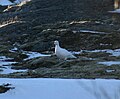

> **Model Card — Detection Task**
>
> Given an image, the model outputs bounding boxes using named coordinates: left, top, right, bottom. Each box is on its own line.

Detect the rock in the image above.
left=9, top=0, right=16, bottom=3
left=14, top=56, right=59, bottom=69
left=21, top=41, right=53, bottom=52
left=12, top=55, right=96, bottom=78
left=0, top=5, right=7, bottom=12
left=0, top=84, right=14, bottom=94
left=0, top=0, right=118, bottom=52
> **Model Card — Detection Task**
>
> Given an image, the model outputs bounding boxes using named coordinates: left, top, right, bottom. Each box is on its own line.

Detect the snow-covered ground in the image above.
left=0, top=56, right=27, bottom=74
left=9, top=47, right=51, bottom=61
left=1, top=47, right=120, bottom=74
left=0, top=48, right=120, bottom=99
left=106, top=69, right=115, bottom=73
left=88, top=49, right=120, bottom=66
left=0, top=0, right=13, bottom=6
left=87, top=49, right=120, bottom=57
left=72, top=29, right=107, bottom=34
left=0, top=66, right=27, bottom=74
left=73, top=48, right=120, bottom=66
left=73, top=48, right=120, bottom=57
left=98, top=61, right=120, bottom=66
left=0, top=56, right=13, bottom=61
left=0, top=0, right=31, bottom=6
left=0, top=61, right=16, bottom=67
left=0, top=49, right=51, bottom=74
left=23, top=51, right=51, bottom=61
left=108, top=9, right=120, bottom=13
left=0, top=78, right=120, bottom=99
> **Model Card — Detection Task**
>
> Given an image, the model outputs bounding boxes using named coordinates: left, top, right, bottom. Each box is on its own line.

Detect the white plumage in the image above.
left=54, top=40, right=76, bottom=60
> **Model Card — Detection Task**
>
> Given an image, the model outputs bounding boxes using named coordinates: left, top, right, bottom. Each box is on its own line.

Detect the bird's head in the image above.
left=54, top=40, right=59, bottom=46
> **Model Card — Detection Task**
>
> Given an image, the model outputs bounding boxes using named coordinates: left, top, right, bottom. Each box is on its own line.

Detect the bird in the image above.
left=54, top=40, right=77, bottom=60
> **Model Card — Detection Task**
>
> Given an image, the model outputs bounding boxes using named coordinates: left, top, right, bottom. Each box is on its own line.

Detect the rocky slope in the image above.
left=0, top=0, right=117, bottom=51
left=0, top=0, right=120, bottom=78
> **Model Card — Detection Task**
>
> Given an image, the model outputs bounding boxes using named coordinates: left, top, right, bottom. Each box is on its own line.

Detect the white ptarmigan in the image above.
left=54, top=40, right=77, bottom=60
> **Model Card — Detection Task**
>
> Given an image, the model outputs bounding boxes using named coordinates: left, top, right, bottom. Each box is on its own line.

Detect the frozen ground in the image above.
left=1, top=48, right=120, bottom=74
left=87, top=49, right=120, bottom=57
left=0, top=0, right=13, bottom=6
left=72, top=29, right=108, bottom=34
left=0, top=49, right=51, bottom=74
left=108, top=9, right=120, bottom=13
left=0, top=66, right=27, bottom=74
left=23, top=51, right=51, bottom=61
left=0, top=78, right=120, bottom=99
left=0, top=0, right=31, bottom=6
left=0, top=48, right=120, bottom=99
left=74, top=48, right=120, bottom=66
left=74, top=48, right=120, bottom=57
left=0, top=56, right=26, bottom=74
left=9, top=47, right=51, bottom=61
left=98, top=61, right=120, bottom=66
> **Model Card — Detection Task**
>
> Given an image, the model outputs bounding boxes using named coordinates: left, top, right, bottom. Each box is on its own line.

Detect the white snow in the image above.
left=9, top=47, right=18, bottom=53
left=0, top=66, right=27, bottom=74
left=73, top=30, right=107, bottom=34
left=0, top=56, right=13, bottom=61
left=86, top=49, right=120, bottom=57
left=106, top=69, right=115, bottom=73
left=1, top=49, right=50, bottom=74
left=9, top=47, right=51, bottom=60
left=111, top=49, right=120, bottom=56
left=0, top=56, right=27, bottom=74
left=80, top=30, right=107, bottom=34
left=72, top=48, right=120, bottom=57
left=72, top=51, right=82, bottom=55
left=0, top=0, right=31, bottom=6
left=0, top=61, right=16, bottom=66
left=69, top=21, right=89, bottom=24
left=0, top=78, right=120, bottom=99
left=23, top=51, right=51, bottom=60
left=0, top=0, right=13, bottom=6
left=100, top=43, right=112, bottom=46
left=14, top=0, right=31, bottom=6
left=98, top=61, right=120, bottom=66
left=108, top=9, right=120, bottom=13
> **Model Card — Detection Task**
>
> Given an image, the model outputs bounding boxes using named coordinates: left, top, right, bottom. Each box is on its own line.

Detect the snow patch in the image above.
left=108, top=9, right=120, bottom=13
left=0, top=78, right=120, bottom=99
left=0, top=0, right=31, bottom=6
left=9, top=47, right=18, bottom=53
left=0, top=61, right=16, bottom=66
left=69, top=21, right=89, bottom=24
left=0, top=56, right=27, bottom=74
left=0, top=56, right=13, bottom=61
left=73, top=30, right=107, bottom=34
left=0, top=66, right=27, bottom=74
left=98, top=61, right=120, bottom=66
left=0, top=0, right=13, bottom=6
left=106, top=69, right=115, bottom=73
left=80, top=30, right=107, bottom=34
left=23, top=51, right=51, bottom=60
left=9, top=47, right=51, bottom=60
left=72, top=48, right=120, bottom=57
left=86, top=49, right=120, bottom=57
